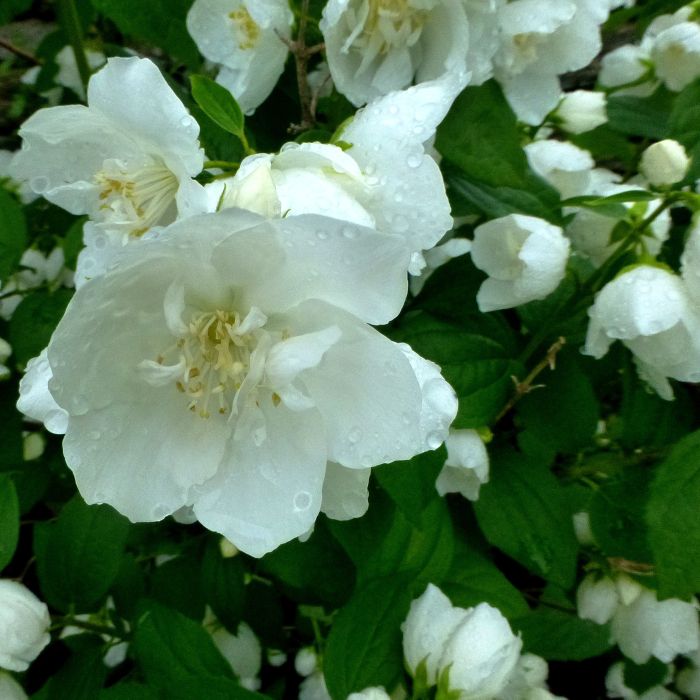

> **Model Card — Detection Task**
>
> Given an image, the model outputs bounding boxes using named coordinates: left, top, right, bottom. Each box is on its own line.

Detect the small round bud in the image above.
left=555, top=90, right=607, bottom=134
left=640, top=139, right=690, bottom=186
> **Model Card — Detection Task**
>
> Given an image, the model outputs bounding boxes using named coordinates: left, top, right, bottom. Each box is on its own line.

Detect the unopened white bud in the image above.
left=556, top=91, right=607, bottom=134
left=295, top=647, right=318, bottom=677
left=640, top=139, right=690, bottom=186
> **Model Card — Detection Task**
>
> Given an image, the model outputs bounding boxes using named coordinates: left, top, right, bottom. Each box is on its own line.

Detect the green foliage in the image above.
left=324, top=574, right=416, bottom=700
left=9, top=289, right=73, bottom=366
left=668, top=77, right=700, bottom=182
left=0, top=474, right=19, bottom=571
left=35, top=495, right=130, bottom=612
left=190, top=75, right=246, bottom=140
left=35, top=639, right=108, bottom=700
left=0, top=189, right=28, bottom=281
left=436, top=81, right=561, bottom=223
left=200, top=538, right=247, bottom=632
left=647, top=430, right=700, bottom=599
left=474, top=450, right=578, bottom=589
left=89, top=0, right=200, bottom=69
left=607, top=87, right=675, bottom=140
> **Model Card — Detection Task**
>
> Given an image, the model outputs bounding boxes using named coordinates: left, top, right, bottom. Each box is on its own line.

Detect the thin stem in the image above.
left=56, top=0, right=91, bottom=92
left=204, top=160, right=241, bottom=170
left=495, top=337, right=567, bottom=423
left=0, top=38, right=41, bottom=65
left=51, top=616, right=128, bottom=639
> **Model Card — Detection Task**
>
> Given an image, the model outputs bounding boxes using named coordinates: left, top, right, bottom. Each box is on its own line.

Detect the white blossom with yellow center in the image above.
left=321, top=0, right=500, bottom=106
left=11, top=57, right=205, bottom=237
left=187, top=0, right=293, bottom=114
left=24, top=209, right=457, bottom=557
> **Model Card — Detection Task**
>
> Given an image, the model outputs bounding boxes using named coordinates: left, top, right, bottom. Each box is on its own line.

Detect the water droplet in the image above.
left=393, top=191, right=404, bottom=203
left=31, top=176, right=49, bottom=193
left=406, top=154, right=422, bottom=169
left=426, top=431, right=443, bottom=450
left=88, top=430, right=101, bottom=440
left=392, top=215, right=409, bottom=232
left=342, top=226, right=358, bottom=239
left=388, top=104, right=399, bottom=115
left=316, top=230, right=328, bottom=240
left=366, top=175, right=379, bottom=186
left=93, top=491, right=106, bottom=502
left=294, top=491, right=312, bottom=511
left=401, top=412, right=412, bottom=425
left=365, top=164, right=376, bottom=176
left=348, top=426, right=363, bottom=443
left=180, top=116, right=194, bottom=129
left=94, top=235, right=107, bottom=249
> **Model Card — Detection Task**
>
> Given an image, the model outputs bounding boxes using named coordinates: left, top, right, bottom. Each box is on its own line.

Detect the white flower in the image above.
left=0, top=150, right=39, bottom=204
left=677, top=650, right=700, bottom=700
left=348, top=688, right=391, bottom=700
left=471, top=214, right=570, bottom=311
left=0, top=580, right=51, bottom=672
left=207, top=72, right=464, bottom=275
left=17, top=348, right=69, bottom=434
left=493, top=0, right=613, bottom=124
left=555, top=90, right=607, bottom=134
left=605, top=661, right=679, bottom=700
left=30, top=209, right=456, bottom=557
left=11, top=57, right=205, bottom=238
left=577, top=573, right=699, bottom=664
left=319, top=0, right=492, bottom=107
left=599, top=44, right=655, bottom=96
left=572, top=511, right=595, bottom=546
left=54, top=45, right=107, bottom=99
left=186, top=0, right=293, bottom=114
left=583, top=265, right=700, bottom=400
left=640, top=140, right=690, bottom=187
left=402, top=584, right=521, bottom=697
left=496, top=654, right=560, bottom=700
left=524, top=139, right=595, bottom=199
left=294, top=647, right=318, bottom=677
left=1, top=248, right=70, bottom=320
left=205, top=613, right=262, bottom=691
left=651, top=20, right=700, bottom=92
left=300, top=672, right=332, bottom=700
left=0, top=338, right=11, bottom=380
left=0, top=673, right=28, bottom=700
left=409, top=238, right=472, bottom=296
left=435, top=429, right=489, bottom=501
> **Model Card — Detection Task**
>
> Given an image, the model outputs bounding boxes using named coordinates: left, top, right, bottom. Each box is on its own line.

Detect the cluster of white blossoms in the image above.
left=577, top=572, right=700, bottom=666
left=402, top=584, right=563, bottom=700
left=12, top=56, right=462, bottom=558
left=184, top=0, right=632, bottom=123
left=600, top=5, right=700, bottom=95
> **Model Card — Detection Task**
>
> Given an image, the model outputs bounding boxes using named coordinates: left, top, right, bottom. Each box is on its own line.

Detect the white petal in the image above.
left=435, top=429, right=489, bottom=501
left=321, top=462, right=371, bottom=521
left=17, top=348, right=69, bottom=434
left=194, top=402, right=326, bottom=557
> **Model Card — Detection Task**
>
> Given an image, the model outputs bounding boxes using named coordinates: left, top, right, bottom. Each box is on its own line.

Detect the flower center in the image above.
left=344, top=0, right=429, bottom=62
left=228, top=8, right=260, bottom=50
left=95, top=159, right=178, bottom=236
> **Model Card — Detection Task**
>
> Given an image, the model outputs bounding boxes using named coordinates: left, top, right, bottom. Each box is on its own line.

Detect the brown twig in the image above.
left=495, top=336, right=567, bottom=423
left=607, top=557, right=655, bottom=576
left=277, top=0, right=325, bottom=133
left=0, top=37, right=41, bottom=65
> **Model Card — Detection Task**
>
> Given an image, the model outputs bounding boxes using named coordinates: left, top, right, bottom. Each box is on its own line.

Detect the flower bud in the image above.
left=0, top=673, right=27, bottom=700
left=439, top=602, right=522, bottom=699
left=555, top=91, right=607, bottom=134
left=576, top=574, right=619, bottom=625
left=348, top=688, right=391, bottom=700
left=294, top=647, right=318, bottom=677
left=640, top=139, right=690, bottom=186
left=0, top=580, right=51, bottom=672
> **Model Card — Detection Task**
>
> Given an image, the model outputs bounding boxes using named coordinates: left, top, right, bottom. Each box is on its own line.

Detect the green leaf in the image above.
left=100, top=683, right=160, bottom=700
left=324, top=574, right=416, bottom=700
left=441, top=542, right=529, bottom=619
left=623, top=658, right=670, bottom=695
left=259, top=519, right=355, bottom=607
left=589, top=467, right=654, bottom=563
left=133, top=601, right=235, bottom=687
left=517, top=350, right=600, bottom=455
left=158, top=677, right=267, bottom=700
left=35, top=495, right=130, bottom=612
left=9, top=289, right=72, bottom=366
left=329, top=490, right=455, bottom=588
left=41, top=639, right=108, bottom=700
left=191, top=75, right=245, bottom=138
left=669, top=77, right=700, bottom=181
left=392, top=312, right=523, bottom=428
left=607, top=87, right=674, bottom=140
left=474, top=450, right=578, bottom=588
left=201, top=538, right=246, bottom=632
left=374, top=448, right=445, bottom=524
left=0, top=0, right=32, bottom=23
left=0, top=189, right=28, bottom=281
left=512, top=606, right=612, bottom=661
left=647, top=430, right=700, bottom=598
left=436, top=81, right=561, bottom=223
left=150, top=554, right=205, bottom=621
left=89, top=0, right=200, bottom=69
left=0, top=385, right=24, bottom=471
left=0, top=474, right=19, bottom=572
